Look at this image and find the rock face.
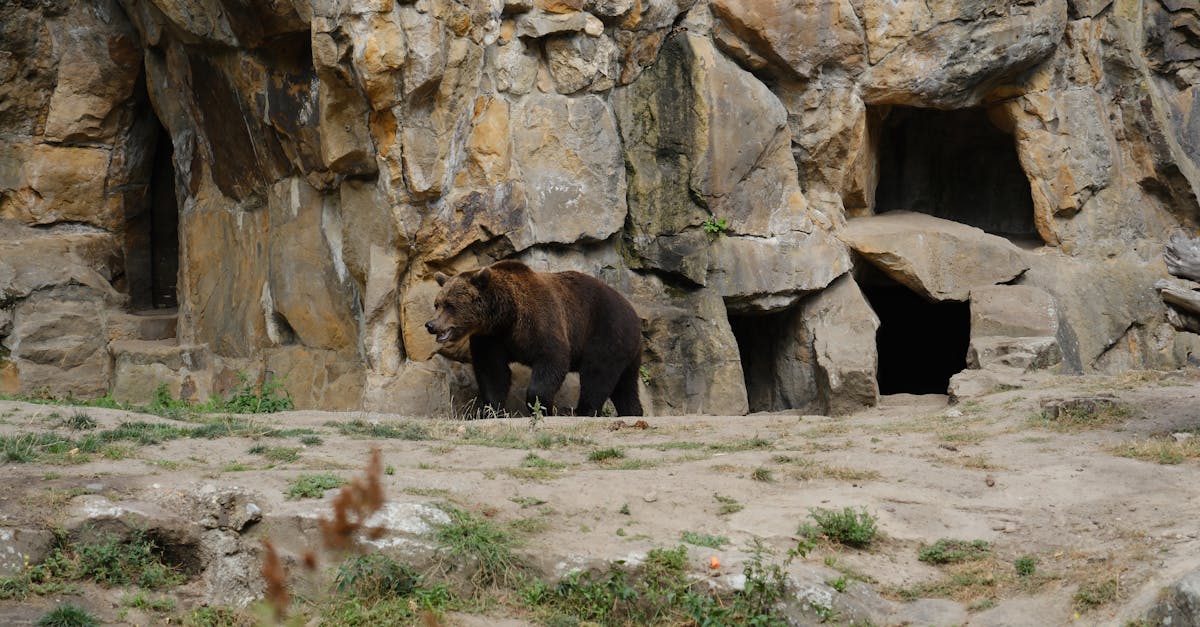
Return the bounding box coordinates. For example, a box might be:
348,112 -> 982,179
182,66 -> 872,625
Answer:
1,0 -> 1198,414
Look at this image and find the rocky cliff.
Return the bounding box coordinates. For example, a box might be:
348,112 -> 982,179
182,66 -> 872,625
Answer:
2,0 -> 1198,415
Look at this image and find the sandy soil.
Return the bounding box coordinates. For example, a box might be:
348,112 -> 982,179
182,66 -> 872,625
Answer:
1,370 -> 1199,626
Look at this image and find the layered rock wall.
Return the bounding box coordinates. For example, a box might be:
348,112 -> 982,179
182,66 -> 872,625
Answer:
2,0 -> 1199,414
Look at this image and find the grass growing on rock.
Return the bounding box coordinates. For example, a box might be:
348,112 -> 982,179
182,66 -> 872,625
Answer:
434,506 -> 523,589
0,530 -> 184,600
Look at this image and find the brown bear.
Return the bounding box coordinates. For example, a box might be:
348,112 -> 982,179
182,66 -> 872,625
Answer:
424,260 -> 643,417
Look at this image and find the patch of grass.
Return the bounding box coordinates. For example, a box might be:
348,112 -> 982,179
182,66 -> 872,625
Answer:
1110,437 -> 1200,464
59,412 -> 97,430
615,458 -> 658,470
526,541 -> 801,625
221,462 -> 252,472
750,467 -> 774,482
121,591 -> 175,612
181,606 -> 252,626
534,432 -> 596,449
826,576 -> 848,593
680,531 -> 728,549
1014,555 -> 1037,577
285,473 -> 346,500
335,554 -> 419,599
384,464 -> 395,475
252,446 -> 301,463
331,419 -> 430,440
714,494 -> 743,516
73,531 -> 183,588
587,447 -> 625,462
521,452 -> 565,470
37,604 -> 98,627
434,506 -> 522,589
1,433 -> 75,463
918,539 -> 991,565
1029,402 -> 1131,432
463,427 -> 532,449
1074,578 -> 1118,611
300,434 -> 323,446
709,437 -> 772,453
801,507 -> 878,548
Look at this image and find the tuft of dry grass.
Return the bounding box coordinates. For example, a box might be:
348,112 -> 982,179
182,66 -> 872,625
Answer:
1108,437 -> 1200,465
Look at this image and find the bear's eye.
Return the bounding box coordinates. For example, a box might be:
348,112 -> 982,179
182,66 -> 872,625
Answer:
443,304 -> 454,314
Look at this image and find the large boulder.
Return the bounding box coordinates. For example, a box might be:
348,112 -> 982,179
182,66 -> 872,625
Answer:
967,284 -> 1063,372
839,212 -> 1029,302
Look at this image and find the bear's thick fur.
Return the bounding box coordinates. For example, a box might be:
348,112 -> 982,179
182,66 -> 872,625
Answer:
425,260 -> 643,416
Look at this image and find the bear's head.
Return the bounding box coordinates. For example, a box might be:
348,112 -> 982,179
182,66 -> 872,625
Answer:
425,267 -> 493,344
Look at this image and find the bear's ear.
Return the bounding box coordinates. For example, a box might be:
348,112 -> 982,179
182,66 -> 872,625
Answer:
471,267 -> 491,289
435,272 -> 448,287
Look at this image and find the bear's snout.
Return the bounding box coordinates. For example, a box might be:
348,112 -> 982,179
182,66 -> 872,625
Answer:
425,320 -> 436,334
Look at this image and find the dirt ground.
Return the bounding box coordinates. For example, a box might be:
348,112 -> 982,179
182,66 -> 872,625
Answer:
2,369 -> 1200,626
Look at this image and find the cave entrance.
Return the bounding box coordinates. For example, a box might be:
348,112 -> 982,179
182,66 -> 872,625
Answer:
126,98 -> 179,310
874,106 -> 1039,243
729,307 -> 812,413
859,271 -> 970,395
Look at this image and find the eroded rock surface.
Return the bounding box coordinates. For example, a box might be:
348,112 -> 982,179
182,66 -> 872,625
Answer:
0,0 -> 1197,412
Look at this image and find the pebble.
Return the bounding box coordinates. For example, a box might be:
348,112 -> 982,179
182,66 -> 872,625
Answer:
945,409 -> 963,418
84,483 -> 105,493
985,475 -> 995,487
1171,432 -> 1194,443
642,492 -> 658,503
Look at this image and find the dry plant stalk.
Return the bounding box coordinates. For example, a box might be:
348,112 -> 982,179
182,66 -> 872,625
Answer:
261,538 -> 289,621
319,447 -> 387,551
258,448 -> 389,622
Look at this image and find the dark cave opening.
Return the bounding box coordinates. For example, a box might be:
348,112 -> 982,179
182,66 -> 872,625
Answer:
127,105 -> 179,311
874,106 -> 1039,242
729,308 -> 805,414
860,271 -> 970,396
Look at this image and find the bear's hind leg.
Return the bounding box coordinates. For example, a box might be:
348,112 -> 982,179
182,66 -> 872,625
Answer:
576,362 -> 625,417
610,362 -> 643,417
527,358 -> 568,415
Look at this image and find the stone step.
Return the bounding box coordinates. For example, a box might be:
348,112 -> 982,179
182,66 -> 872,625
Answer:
108,308 -> 179,342
108,339 -> 213,405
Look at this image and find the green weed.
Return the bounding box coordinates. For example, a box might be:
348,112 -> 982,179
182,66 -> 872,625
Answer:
1014,555 -> 1037,577
801,507 -> 878,548
1074,578 -> 1118,611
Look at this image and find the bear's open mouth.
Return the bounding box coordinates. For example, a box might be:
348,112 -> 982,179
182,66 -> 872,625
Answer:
435,329 -> 458,343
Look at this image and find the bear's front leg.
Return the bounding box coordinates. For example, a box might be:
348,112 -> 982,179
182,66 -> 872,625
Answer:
526,357 -> 568,416
470,336 -> 511,415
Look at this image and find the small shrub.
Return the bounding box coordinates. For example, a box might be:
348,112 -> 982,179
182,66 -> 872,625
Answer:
702,217 -> 730,236
222,374 -> 293,413
37,604 -> 98,627
300,435 -> 323,446
801,507 -> 878,548
74,531 -> 183,589
587,447 -> 625,462
384,464 -> 395,476
286,474 -> 346,500
918,539 -> 991,565
750,467 -> 774,482
1014,555 -> 1037,577
826,576 -> 848,593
